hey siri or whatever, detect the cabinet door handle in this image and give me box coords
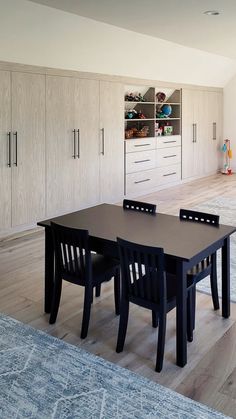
[163,140,176,144]
[7,132,11,167]
[101,128,105,155]
[163,154,177,158]
[72,129,76,159]
[77,129,80,158]
[134,178,150,184]
[192,124,195,143]
[13,131,18,167]
[134,159,150,164]
[195,123,197,143]
[163,172,176,177]
[213,122,216,140]
[134,143,151,147]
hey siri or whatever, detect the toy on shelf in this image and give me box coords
[221,139,233,175]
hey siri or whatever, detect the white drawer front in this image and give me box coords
[126,150,156,174]
[156,135,181,149]
[156,146,181,167]
[125,137,156,153]
[126,170,156,195]
[156,164,181,186]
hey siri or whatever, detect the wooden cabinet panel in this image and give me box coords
[100,81,124,203]
[205,91,222,173]
[11,72,46,226]
[74,79,100,209]
[46,75,76,217]
[0,71,11,230]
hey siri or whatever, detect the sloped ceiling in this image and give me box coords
[29,0,236,59]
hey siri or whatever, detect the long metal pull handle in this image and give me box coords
[7,132,11,167]
[163,154,177,158]
[77,129,80,158]
[134,159,150,164]
[134,178,150,184]
[101,128,105,155]
[13,131,18,167]
[134,143,151,147]
[163,172,176,177]
[213,122,216,140]
[195,123,197,143]
[72,129,76,159]
[192,124,195,143]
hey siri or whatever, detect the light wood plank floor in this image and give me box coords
[1,173,236,417]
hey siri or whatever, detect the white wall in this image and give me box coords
[0,0,236,87]
[224,75,236,170]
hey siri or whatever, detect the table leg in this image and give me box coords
[176,260,187,367]
[222,237,230,318]
[44,226,54,313]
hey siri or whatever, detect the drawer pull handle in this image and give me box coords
[134,143,151,147]
[163,140,176,144]
[134,159,150,164]
[163,154,177,158]
[134,178,151,184]
[163,172,176,177]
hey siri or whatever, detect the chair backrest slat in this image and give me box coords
[123,199,156,214]
[51,222,92,284]
[179,208,219,226]
[117,237,165,305]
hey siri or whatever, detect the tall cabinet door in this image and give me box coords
[182,89,194,179]
[74,79,100,209]
[46,75,77,217]
[100,81,124,203]
[11,72,46,227]
[0,71,11,230]
[205,91,222,173]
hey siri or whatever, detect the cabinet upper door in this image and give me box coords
[11,72,46,227]
[46,75,77,217]
[0,71,11,230]
[100,81,124,203]
[74,78,100,209]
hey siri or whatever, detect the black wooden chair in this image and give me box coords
[179,208,220,328]
[49,222,120,339]
[123,199,156,214]
[116,237,193,372]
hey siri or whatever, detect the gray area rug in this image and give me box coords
[0,313,230,419]
[194,196,236,301]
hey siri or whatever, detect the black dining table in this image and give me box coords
[38,203,236,367]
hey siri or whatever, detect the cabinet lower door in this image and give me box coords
[46,75,78,217]
[100,81,124,203]
[11,72,46,227]
[74,79,100,209]
[0,71,11,230]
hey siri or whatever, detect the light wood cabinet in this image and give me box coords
[0,71,11,230]
[100,81,124,203]
[11,72,46,226]
[205,91,222,173]
[0,71,45,230]
[46,76,100,217]
[182,89,207,179]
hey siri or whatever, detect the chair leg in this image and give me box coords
[49,275,62,324]
[95,284,101,298]
[210,253,220,310]
[152,311,158,328]
[155,311,166,372]
[80,287,93,339]
[114,269,120,316]
[187,287,194,342]
[116,300,129,353]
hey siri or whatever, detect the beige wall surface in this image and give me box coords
[224,75,236,170]
[0,0,236,87]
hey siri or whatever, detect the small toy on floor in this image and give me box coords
[221,139,233,175]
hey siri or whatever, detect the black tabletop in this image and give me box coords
[38,204,236,261]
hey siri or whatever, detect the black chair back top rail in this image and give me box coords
[123,199,156,214]
[179,208,219,226]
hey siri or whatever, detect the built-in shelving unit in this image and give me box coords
[124,85,182,196]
